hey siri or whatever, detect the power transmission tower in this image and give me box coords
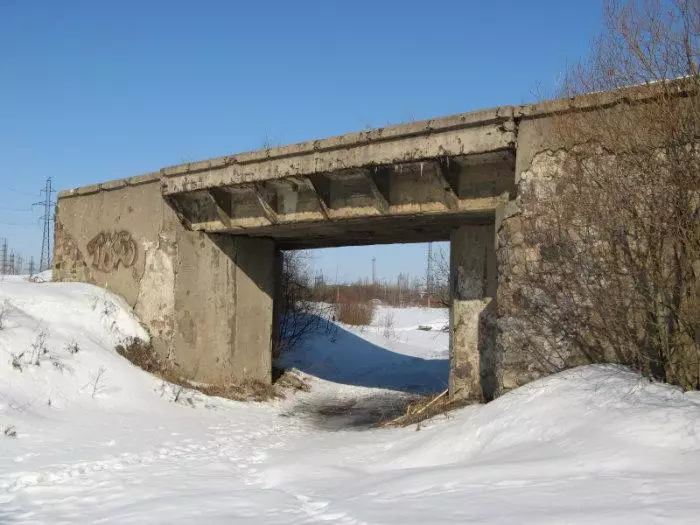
[8,253,15,275]
[34,178,56,272]
[426,243,434,307]
[0,238,7,275]
[28,257,36,276]
[16,255,23,275]
[372,257,377,284]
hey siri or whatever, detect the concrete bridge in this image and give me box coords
[53,84,672,400]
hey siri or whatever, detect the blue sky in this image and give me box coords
[0,0,603,281]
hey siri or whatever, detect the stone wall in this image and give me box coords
[495,114,572,392]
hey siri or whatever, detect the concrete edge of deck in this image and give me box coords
[57,79,693,200]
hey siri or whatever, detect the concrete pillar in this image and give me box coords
[172,232,275,385]
[449,224,498,401]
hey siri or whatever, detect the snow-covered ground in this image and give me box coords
[2,277,700,524]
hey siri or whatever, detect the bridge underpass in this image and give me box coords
[160,126,512,400]
[54,102,523,401]
[53,82,686,401]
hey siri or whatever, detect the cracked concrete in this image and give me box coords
[53,82,688,395]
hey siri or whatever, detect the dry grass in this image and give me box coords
[116,338,164,374]
[336,301,374,326]
[376,389,469,428]
[116,338,309,402]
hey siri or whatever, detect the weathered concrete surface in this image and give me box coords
[449,225,497,401]
[160,108,517,193]
[55,180,275,385]
[166,153,516,249]
[55,179,170,307]
[172,233,274,384]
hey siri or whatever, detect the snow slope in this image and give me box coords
[276,305,449,393]
[1,278,700,524]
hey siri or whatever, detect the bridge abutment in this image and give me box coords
[172,232,275,385]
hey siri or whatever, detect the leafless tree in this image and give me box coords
[275,251,335,357]
[506,0,700,388]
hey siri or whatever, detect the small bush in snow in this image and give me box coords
[90,293,117,316]
[336,301,374,326]
[30,330,50,365]
[65,341,80,354]
[417,325,433,331]
[50,356,67,373]
[381,312,396,339]
[11,352,24,371]
[4,426,17,438]
[116,338,164,374]
[91,367,107,398]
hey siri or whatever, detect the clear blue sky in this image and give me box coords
[0,0,603,281]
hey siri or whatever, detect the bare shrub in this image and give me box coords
[315,277,443,308]
[0,300,10,330]
[198,380,276,402]
[116,337,165,374]
[429,246,451,307]
[337,301,374,326]
[377,390,468,428]
[4,426,17,438]
[50,356,67,373]
[11,352,24,371]
[509,0,700,389]
[276,251,336,357]
[380,311,396,339]
[91,367,106,398]
[30,330,49,365]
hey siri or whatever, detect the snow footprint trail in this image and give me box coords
[0,408,309,523]
[292,493,369,525]
[207,418,370,524]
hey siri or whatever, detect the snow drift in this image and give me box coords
[1,276,699,524]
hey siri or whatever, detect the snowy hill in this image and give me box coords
[1,277,700,524]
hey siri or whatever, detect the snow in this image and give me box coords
[277,305,449,393]
[2,278,700,524]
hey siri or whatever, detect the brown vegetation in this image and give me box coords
[313,279,447,309]
[116,338,309,401]
[507,0,700,389]
[377,389,469,428]
[336,300,375,326]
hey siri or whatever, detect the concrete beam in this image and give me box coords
[362,170,390,213]
[252,183,279,225]
[434,158,460,210]
[207,188,233,228]
[302,178,331,220]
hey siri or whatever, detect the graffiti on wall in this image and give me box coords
[87,230,138,272]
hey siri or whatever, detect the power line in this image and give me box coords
[1,186,38,197]
[0,207,34,212]
[0,221,36,226]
